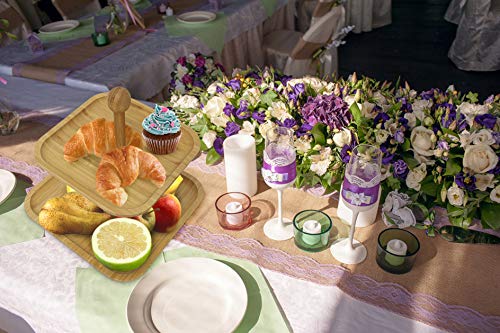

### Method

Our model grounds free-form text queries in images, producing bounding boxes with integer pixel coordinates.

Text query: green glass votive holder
[91,32,110,47]
[293,210,332,252]
[376,228,420,274]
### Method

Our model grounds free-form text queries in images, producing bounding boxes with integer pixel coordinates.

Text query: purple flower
[374,112,390,124]
[214,137,224,156]
[216,86,224,94]
[193,80,204,88]
[394,130,405,143]
[455,172,476,191]
[235,100,250,119]
[194,67,205,77]
[475,114,497,129]
[277,118,297,128]
[215,63,225,72]
[420,88,440,100]
[223,103,236,117]
[296,123,313,137]
[277,74,292,85]
[195,55,205,67]
[224,122,241,137]
[245,71,260,80]
[227,79,241,91]
[181,74,193,85]
[437,140,449,150]
[288,92,298,103]
[393,160,409,179]
[485,95,495,104]
[340,144,353,163]
[293,83,305,95]
[493,132,500,145]
[300,94,352,130]
[398,98,412,113]
[176,56,187,66]
[399,117,409,129]
[252,111,266,124]
[489,160,500,175]
[382,152,394,165]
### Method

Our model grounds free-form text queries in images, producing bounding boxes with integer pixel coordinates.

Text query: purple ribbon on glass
[262,160,296,185]
[341,178,379,207]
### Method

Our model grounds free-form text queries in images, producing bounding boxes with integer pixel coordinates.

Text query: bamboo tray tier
[34,92,200,217]
[24,172,204,281]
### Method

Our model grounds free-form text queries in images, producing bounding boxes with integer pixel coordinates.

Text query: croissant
[64,118,142,162]
[96,146,166,206]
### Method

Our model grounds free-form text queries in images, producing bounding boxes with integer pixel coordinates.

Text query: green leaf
[349,102,362,124]
[444,158,461,176]
[260,90,278,106]
[466,92,479,103]
[200,140,209,151]
[441,127,459,138]
[420,176,438,197]
[403,156,420,169]
[311,123,327,145]
[206,148,222,165]
[481,202,500,230]
[402,138,411,151]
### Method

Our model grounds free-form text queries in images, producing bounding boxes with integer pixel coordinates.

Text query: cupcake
[142,105,182,154]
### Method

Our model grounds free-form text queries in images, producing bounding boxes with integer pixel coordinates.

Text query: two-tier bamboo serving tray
[24,88,204,281]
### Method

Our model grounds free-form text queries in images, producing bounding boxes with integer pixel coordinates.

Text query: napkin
[0,204,44,247]
[76,246,291,333]
[164,13,227,53]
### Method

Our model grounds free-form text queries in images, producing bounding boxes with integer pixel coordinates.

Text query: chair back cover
[51,0,101,20]
[0,0,31,46]
[311,0,334,26]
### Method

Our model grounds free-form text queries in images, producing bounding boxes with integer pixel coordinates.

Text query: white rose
[459,130,472,148]
[242,87,261,106]
[411,126,436,156]
[382,191,411,212]
[238,121,255,136]
[258,120,276,137]
[302,76,327,92]
[405,163,427,191]
[382,191,415,228]
[202,131,217,149]
[344,95,356,107]
[458,102,489,126]
[187,53,196,65]
[475,174,495,192]
[413,151,435,166]
[412,99,433,121]
[463,144,498,174]
[447,186,465,207]
[207,82,223,95]
[375,129,390,144]
[309,147,332,176]
[490,185,500,203]
[224,90,235,100]
[373,91,387,105]
[332,128,352,147]
[173,95,200,109]
[471,129,495,146]
[360,101,376,119]
[269,101,291,121]
[204,96,226,117]
[294,136,312,153]
[211,115,230,128]
[404,112,417,129]
[176,63,188,78]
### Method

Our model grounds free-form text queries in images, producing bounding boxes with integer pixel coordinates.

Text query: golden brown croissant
[64,118,142,162]
[96,146,166,206]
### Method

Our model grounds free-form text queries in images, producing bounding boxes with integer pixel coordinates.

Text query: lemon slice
[91,218,152,272]
[165,175,183,195]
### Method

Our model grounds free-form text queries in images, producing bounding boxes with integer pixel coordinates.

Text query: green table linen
[260,0,279,17]
[164,13,227,53]
[0,204,44,247]
[0,176,31,215]
[38,18,95,43]
[76,246,290,333]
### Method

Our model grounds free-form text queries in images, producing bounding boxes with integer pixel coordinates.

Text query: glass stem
[277,189,283,226]
[349,210,359,249]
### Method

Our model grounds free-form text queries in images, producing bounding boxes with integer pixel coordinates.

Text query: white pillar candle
[301,220,322,245]
[385,239,407,266]
[225,201,243,225]
[223,134,257,197]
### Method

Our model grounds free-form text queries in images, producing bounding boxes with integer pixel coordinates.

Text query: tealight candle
[225,201,243,225]
[91,32,110,47]
[385,239,407,266]
[302,220,322,245]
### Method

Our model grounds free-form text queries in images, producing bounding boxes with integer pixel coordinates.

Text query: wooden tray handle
[107,87,131,148]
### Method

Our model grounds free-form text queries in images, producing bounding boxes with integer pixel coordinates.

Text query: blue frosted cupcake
[142,105,182,154]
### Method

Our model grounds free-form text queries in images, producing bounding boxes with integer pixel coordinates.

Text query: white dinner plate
[127,257,248,333]
[0,169,16,206]
[176,11,217,24]
[39,20,80,34]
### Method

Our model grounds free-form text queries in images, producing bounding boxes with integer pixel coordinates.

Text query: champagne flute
[331,144,382,264]
[261,127,297,241]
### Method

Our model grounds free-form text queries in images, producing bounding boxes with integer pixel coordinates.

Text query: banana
[39,209,111,235]
[61,193,101,212]
[38,195,110,235]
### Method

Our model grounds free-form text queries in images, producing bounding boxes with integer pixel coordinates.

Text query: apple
[153,194,182,233]
[131,207,156,231]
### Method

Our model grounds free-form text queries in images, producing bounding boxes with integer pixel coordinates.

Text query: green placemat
[0,204,44,247]
[0,176,31,215]
[164,13,227,53]
[76,246,291,333]
[260,0,279,17]
[38,17,95,43]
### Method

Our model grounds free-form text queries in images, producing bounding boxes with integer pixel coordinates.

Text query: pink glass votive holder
[215,192,252,230]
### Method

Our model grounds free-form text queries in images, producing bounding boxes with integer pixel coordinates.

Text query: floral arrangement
[169,53,225,95]
[167,67,500,231]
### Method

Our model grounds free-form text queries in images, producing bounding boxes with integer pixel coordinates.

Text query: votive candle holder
[293,210,332,252]
[376,228,420,274]
[91,32,110,47]
[215,192,252,230]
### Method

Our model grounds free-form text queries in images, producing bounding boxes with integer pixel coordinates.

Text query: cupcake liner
[142,132,181,155]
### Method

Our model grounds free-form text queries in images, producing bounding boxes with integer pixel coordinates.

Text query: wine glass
[261,127,297,241]
[330,144,382,264]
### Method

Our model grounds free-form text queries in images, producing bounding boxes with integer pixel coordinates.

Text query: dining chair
[51,0,101,20]
[0,0,31,47]
[310,0,335,26]
[263,5,345,77]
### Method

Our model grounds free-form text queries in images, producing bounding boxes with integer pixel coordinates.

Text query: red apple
[131,207,156,231]
[153,194,182,232]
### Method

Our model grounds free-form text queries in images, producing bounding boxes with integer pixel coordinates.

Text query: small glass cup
[215,192,252,230]
[293,210,332,252]
[91,32,110,47]
[376,228,420,274]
